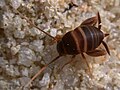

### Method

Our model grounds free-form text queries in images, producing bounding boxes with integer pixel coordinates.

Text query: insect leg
[25,55,61,87]
[86,49,107,57]
[58,55,76,73]
[102,41,110,55]
[80,16,97,26]
[81,53,92,77]
[9,4,56,40]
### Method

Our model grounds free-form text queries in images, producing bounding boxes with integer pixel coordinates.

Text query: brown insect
[13,8,110,87]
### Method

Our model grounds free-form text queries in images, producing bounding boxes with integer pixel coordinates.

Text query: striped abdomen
[57,26,104,55]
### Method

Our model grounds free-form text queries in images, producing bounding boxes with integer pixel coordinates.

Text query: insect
[12,7,110,87]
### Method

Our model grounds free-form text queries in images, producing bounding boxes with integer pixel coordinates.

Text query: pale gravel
[0,0,120,90]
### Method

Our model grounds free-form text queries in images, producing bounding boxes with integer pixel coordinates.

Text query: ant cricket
[8,3,110,88]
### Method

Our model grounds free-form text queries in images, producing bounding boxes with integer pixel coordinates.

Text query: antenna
[25,55,61,87]
[9,5,56,40]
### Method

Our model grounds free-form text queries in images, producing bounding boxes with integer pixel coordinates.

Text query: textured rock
[0,0,120,89]
[18,47,36,67]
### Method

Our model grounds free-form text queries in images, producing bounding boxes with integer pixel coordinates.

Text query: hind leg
[80,16,97,26]
[81,53,93,77]
[57,55,76,73]
[102,41,110,55]
[86,49,107,57]
[81,12,102,30]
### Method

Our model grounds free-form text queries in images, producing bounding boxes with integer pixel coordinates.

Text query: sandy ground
[0,0,120,90]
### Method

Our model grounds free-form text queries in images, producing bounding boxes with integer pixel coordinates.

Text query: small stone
[29,27,41,36]
[53,80,64,90]
[0,80,8,89]
[13,15,22,29]
[0,57,8,67]
[21,68,29,77]
[6,79,21,89]
[19,77,30,86]
[3,12,14,26]
[20,42,29,46]
[50,28,57,37]
[29,40,44,53]
[7,37,16,48]
[14,30,25,39]
[11,0,22,9]
[11,45,21,55]
[18,47,36,67]
[0,0,5,8]
[5,65,20,77]
[39,73,50,86]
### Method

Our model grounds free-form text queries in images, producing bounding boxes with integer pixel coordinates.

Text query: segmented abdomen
[62,26,104,55]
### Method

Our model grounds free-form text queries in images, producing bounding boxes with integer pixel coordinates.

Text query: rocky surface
[0,0,120,90]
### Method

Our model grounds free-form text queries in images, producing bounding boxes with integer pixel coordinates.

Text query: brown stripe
[81,26,94,51]
[74,28,84,52]
[71,31,80,53]
[91,27,98,49]
[78,27,87,52]
[86,26,94,50]
[81,16,97,26]
[93,27,99,47]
